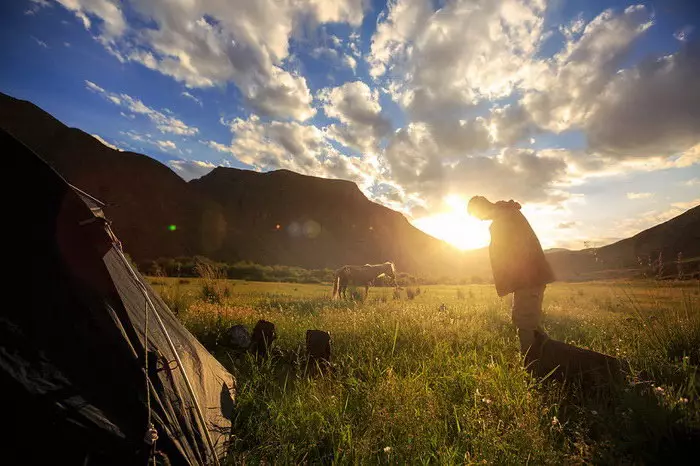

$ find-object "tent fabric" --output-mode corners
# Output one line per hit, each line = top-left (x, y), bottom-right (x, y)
(2, 128), (234, 465)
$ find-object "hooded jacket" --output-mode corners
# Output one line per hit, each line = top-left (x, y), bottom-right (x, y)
(488, 201), (555, 297)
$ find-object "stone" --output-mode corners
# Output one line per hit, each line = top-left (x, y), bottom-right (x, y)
(250, 320), (276, 357)
(225, 324), (251, 351)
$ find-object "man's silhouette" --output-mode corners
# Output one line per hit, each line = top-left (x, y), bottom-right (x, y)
(468, 196), (555, 354)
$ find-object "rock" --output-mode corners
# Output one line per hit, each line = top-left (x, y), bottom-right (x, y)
(225, 324), (251, 351)
(306, 330), (332, 362)
(250, 320), (276, 357)
(306, 330), (332, 374)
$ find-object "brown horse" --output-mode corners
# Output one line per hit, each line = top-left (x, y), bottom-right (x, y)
(332, 262), (397, 299)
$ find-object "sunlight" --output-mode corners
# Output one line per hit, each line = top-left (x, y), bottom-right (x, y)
(412, 195), (492, 250)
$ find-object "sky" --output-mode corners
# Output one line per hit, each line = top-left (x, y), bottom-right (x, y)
(1, 0), (699, 251)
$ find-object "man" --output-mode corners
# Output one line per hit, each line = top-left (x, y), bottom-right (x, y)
(467, 196), (555, 355)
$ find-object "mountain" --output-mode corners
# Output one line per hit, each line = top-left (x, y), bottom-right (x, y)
(189, 166), (465, 273)
(2, 90), (697, 281)
(0, 92), (223, 262)
(547, 206), (700, 280)
(0, 91), (468, 277)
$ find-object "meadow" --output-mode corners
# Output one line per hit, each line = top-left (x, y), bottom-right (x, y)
(150, 277), (700, 464)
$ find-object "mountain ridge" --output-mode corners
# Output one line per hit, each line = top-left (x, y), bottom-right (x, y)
(2, 90), (697, 280)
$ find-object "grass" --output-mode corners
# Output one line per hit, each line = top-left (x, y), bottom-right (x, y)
(149, 278), (700, 464)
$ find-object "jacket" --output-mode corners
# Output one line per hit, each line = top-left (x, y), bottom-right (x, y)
(488, 202), (555, 297)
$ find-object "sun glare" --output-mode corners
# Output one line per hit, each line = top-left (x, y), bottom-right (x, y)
(412, 196), (491, 250)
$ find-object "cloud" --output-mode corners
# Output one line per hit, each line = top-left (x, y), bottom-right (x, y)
(25, 0), (51, 15)
(156, 140), (177, 151)
(311, 47), (340, 61)
(55, 0), (126, 36)
(382, 123), (569, 209)
(522, 5), (653, 133)
(586, 41), (700, 159)
(343, 54), (357, 72)
(167, 159), (217, 181)
(318, 81), (391, 154)
(32, 36), (48, 48)
(557, 221), (578, 229)
(217, 116), (380, 192)
(671, 198), (700, 210)
(674, 26), (693, 42)
(181, 91), (203, 106)
(55, 0), (367, 121)
(613, 199), (699, 238)
(91, 133), (122, 151)
(683, 177), (700, 187)
(369, 0), (547, 120)
(627, 192), (653, 200)
(203, 140), (234, 154)
(85, 80), (198, 135)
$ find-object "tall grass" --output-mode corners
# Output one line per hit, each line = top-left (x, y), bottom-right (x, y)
(149, 278), (700, 464)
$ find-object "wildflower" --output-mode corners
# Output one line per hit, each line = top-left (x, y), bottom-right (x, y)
(679, 397), (689, 404)
(482, 397), (492, 405)
(655, 386), (665, 394)
(383, 446), (392, 454)
(551, 416), (559, 426)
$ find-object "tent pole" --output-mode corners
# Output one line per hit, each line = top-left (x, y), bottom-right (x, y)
(114, 246), (221, 466)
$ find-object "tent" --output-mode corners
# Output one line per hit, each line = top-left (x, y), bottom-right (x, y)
(2, 128), (235, 465)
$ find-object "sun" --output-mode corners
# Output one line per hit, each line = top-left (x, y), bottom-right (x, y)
(412, 195), (491, 250)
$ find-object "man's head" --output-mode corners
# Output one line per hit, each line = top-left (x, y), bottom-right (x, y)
(467, 196), (496, 220)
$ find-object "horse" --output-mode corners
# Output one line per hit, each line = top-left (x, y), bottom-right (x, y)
(332, 262), (397, 300)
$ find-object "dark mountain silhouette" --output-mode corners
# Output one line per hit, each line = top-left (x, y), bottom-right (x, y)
(0, 92), (223, 262)
(0, 91), (468, 277)
(547, 206), (700, 280)
(2, 90), (697, 281)
(189, 166), (466, 273)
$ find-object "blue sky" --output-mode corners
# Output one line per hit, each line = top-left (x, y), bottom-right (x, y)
(1, 0), (698, 250)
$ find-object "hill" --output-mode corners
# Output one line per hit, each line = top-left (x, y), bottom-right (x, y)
(547, 205), (700, 280)
(0, 91), (468, 277)
(2, 90), (697, 281)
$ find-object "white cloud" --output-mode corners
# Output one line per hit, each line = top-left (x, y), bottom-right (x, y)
(181, 91), (203, 106)
(32, 36), (48, 48)
(674, 26), (693, 42)
(369, 0), (547, 120)
(91, 133), (122, 151)
(167, 159), (217, 181)
(311, 47), (340, 61)
(318, 81), (391, 154)
(156, 140), (177, 151)
(55, 0), (126, 36)
(586, 42), (700, 159)
(85, 80), (198, 135)
(343, 54), (357, 72)
(683, 178), (700, 187)
(671, 198), (700, 210)
(203, 140), (234, 154)
(55, 0), (367, 121)
(25, 0), (51, 15)
(627, 192), (653, 200)
(522, 5), (653, 133)
(217, 116), (381, 193)
(613, 199), (699, 238)
(381, 123), (569, 209)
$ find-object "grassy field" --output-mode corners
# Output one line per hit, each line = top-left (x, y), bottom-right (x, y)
(150, 277), (700, 464)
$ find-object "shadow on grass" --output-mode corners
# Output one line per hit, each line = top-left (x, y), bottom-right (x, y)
(542, 375), (699, 465)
